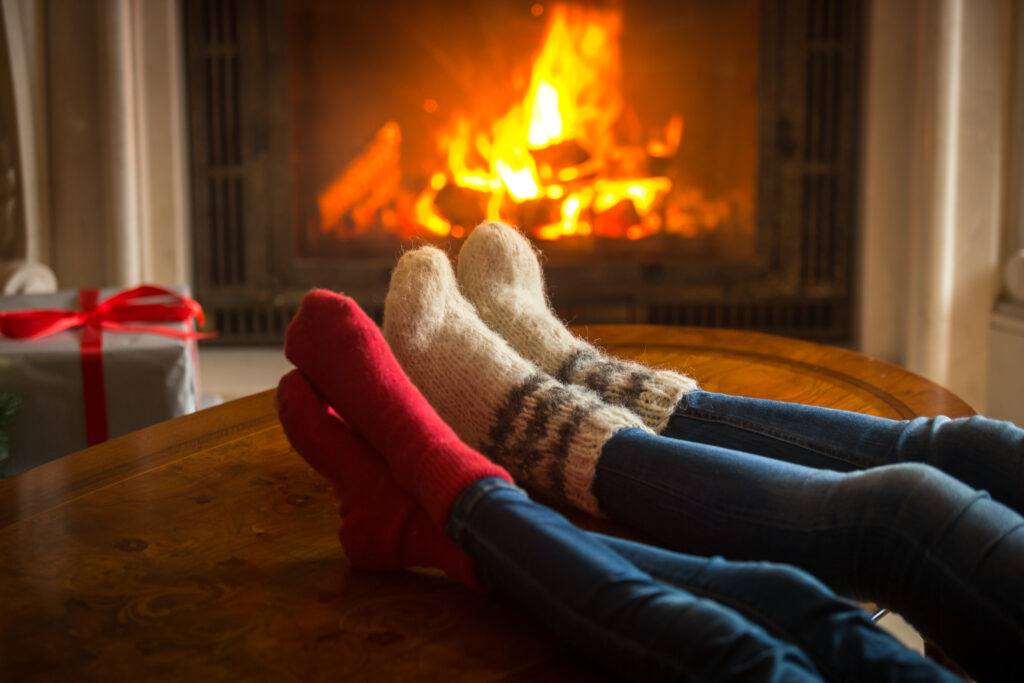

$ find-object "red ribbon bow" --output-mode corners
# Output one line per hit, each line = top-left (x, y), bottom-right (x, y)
(0, 285), (215, 446)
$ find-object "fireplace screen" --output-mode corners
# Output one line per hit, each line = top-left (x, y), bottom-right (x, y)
(185, 0), (861, 344)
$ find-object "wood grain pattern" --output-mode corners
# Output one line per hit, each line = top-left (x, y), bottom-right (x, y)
(0, 327), (973, 681)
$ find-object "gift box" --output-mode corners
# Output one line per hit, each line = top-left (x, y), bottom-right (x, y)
(0, 285), (210, 477)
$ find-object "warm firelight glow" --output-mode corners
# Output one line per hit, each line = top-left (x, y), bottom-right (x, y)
(527, 80), (563, 147)
(439, 3), (673, 240)
(318, 121), (401, 235)
(315, 3), (748, 245)
(413, 182), (451, 237)
(647, 115), (684, 158)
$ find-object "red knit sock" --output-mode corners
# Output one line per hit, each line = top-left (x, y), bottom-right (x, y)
(284, 289), (513, 528)
(276, 370), (482, 590)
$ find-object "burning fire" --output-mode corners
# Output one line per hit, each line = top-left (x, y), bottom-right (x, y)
(318, 3), (745, 243)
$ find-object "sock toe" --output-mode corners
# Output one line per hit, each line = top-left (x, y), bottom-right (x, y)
(459, 221), (546, 301)
(385, 247), (458, 350)
(458, 222), (586, 374)
(284, 288), (367, 373)
(276, 368), (352, 484)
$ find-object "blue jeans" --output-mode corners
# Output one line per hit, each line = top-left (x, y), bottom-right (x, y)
(594, 391), (1024, 682)
(665, 391), (1024, 514)
(448, 479), (955, 682)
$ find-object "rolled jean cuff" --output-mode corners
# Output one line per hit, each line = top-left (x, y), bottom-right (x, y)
(447, 477), (526, 545)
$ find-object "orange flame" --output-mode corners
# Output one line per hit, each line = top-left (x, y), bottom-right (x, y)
(412, 172), (452, 237)
(439, 4), (674, 240)
(318, 121), (401, 235)
(317, 4), (747, 243)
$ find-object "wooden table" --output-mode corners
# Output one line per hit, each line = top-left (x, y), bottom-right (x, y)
(0, 327), (973, 681)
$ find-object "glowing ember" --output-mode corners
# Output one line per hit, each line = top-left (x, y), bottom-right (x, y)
(316, 3), (749, 244)
(442, 3), (658, 239)
(412, 172), (452, 237)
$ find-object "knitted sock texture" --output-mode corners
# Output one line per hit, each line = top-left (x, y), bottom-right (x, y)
(383, 246), (647, 515)
(276, 370), (481, 590)
(284, 289), (512, 529)
(458, 221), (698, 433)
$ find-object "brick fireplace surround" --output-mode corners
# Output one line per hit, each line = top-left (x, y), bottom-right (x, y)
(0, 0), (1022, 415)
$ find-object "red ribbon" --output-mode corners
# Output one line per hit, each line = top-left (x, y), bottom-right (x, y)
(0, 285), (216, 446)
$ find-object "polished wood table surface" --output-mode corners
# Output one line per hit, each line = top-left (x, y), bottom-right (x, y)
(0, 326), (973, 681)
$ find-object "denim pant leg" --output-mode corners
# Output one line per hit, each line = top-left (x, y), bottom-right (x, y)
(592, 535), (958, 683)
(665, 391), (1024, 514)
(595, 429), (1024, 683)
(446, 478), (824, 683)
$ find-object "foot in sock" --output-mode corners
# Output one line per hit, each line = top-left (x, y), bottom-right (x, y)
(381, 246), (647, 515)
(457, 221), (698, 433)
(276, 369), (482, 590)
(284, 290), (512, 529)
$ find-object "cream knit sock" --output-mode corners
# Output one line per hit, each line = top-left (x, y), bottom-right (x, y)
(457, 221), (698, 433)
(382, 246), (647, 515)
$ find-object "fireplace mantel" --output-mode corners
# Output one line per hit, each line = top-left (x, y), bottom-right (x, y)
(2, 0), (1021, 411)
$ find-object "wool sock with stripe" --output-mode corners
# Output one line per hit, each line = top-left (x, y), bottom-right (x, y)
(457, 221), (698, 433)
(276, 369), (482, 590)
(284, 289), (513, 530)
(382, 246), (646, 515)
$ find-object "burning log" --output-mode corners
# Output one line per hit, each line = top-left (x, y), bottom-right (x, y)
(503, 195), (563, 232)
(593, 199), (641, 239)
(434, 184), (487, 232)
(644, 153), (675, 178)
(531, 140), (591, 181)
(317, 121), (402, 236)
(350, 167), (400, 229)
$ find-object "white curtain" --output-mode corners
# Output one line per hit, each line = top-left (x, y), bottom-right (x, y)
(3, 0), (189, 291)
(861, 0), (1011, 410)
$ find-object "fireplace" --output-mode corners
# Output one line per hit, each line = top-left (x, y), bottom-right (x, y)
(184, 0), (862, 344)
(292, 2), (758, 258)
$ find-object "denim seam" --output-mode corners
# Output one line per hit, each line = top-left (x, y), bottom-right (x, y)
(459, 479), (521, 516)
(677, 408), (878, 470)
(447, 479), (524, 546)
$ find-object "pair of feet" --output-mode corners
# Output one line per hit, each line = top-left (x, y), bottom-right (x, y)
(381, 221), (697, 514)
(278, 293), (512, 590)
(433, 221), (698, 433)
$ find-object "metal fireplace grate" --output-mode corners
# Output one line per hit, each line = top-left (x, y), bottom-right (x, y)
(193, 0), (247, 289)
(648, 299), (844, 337)
(801, 0), (850, 289)
(184, 0), (861, 345)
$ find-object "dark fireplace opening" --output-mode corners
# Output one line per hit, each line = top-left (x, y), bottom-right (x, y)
(184, 0), (861, 345)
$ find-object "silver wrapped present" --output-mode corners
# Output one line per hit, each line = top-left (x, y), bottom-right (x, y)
(0, 285), (206, 476)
